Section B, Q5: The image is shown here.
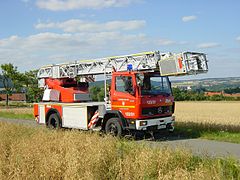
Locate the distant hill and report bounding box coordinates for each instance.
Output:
[1,75,239,92]
[89,76,240,92]
[172,77,240,91]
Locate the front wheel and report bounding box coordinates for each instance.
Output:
[105,118,123,137]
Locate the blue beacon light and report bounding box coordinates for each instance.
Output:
[127,64,133,71]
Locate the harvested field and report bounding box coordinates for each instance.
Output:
[175,102,240,126]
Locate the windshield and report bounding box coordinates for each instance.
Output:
[137,73,172,96]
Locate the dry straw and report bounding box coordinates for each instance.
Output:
[0,122,239,179]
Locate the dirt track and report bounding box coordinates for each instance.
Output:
[0,117,240,159]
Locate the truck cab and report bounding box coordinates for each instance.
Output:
[107,71,175,134]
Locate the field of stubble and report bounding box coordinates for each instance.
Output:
[175,102,240,126]
[173,102,240,143]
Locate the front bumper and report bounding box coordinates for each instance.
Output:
[135,116,175,131]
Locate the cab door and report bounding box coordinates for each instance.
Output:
[111,74,138,119]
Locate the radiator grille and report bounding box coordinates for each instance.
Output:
[142,106,172,116]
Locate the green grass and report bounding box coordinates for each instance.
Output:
[0,122,239,179]
[201,131,240,144]
[0,101,33,107]
[175,122,240,144]
[0,112,33,120]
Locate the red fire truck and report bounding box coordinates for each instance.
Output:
[34,51,208,136]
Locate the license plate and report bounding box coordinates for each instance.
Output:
[158,124,166,129]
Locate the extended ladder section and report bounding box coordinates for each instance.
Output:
[37,51,208,82]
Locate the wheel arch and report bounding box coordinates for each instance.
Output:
[102,110,127,130]
[46,108,62,125]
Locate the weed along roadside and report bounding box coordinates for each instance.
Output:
[0,122,239,179]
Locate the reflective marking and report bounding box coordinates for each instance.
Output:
[178,57,183,69]
[112,105,135,108]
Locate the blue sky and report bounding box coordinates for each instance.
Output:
[0,0,239,79]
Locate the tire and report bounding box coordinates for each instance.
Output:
[166,123,174,133]
[105,118,123,137]
[133,131,145,140]
[47,113,61,129]
[168,126,174,134]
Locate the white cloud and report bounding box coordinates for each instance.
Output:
[236,36,240,41]
[0,17,184,71]
[36,0,140,11]
[35,19,146,32]
[182,15,197,22]
[157,39,176,46]
[0,32,149,69]
[0,30,183,71]
[197,42,221,49]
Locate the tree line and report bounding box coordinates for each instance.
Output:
[224,87,240,94]
[0,63,42,105]
[172,88,240,101]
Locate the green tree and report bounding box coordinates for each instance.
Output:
[172,87,207,101]
[90,86,105,101]
[22,70,43,102]
[209,94,225,101]
[172,88,187,101]
[0,63,22,106]
[224,87,240,94]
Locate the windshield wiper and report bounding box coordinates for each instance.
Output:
[158,92,171,96]
[141,90,171,96]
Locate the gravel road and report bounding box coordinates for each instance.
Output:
[0,117,239,159]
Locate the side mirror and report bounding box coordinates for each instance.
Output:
[130,87,136,96]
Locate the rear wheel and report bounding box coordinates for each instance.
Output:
[47,113,61,129]
[105,118,123,137]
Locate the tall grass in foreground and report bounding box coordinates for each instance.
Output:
[0,122,239,179]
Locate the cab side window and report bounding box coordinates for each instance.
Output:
[116,76,133,93]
